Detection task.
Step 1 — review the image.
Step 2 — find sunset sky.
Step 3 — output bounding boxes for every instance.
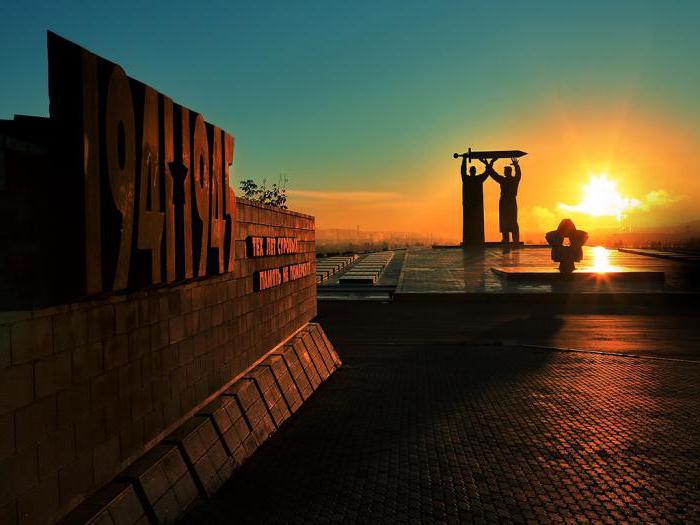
[2,1,700,240]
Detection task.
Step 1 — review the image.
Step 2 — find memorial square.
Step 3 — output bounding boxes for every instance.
[1,3,700,525]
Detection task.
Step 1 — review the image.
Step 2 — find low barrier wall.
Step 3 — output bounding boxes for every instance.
[0,199,316,524]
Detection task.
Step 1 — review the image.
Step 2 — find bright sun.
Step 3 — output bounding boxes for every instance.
[591,246,614,273]
[559,174,640,221]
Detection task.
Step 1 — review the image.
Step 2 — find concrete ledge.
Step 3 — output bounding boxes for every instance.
[619,247,700,264]
[310,322,342,368]
[290,337,323,389]
[60,322,340,525]
[491,267,665,282]
[306,328,337,374]
[300,331,332,380]
[393,291,700,313]
[432,242,526,248]
[117,444,198,523]
[58,482,149,525]
[197,396,256,467]
[262,354,304,413]
[273,344,314,401]
[164,417,234,498]
[339,275,377,284]
[245,365,292,427]
[225,379,277,444]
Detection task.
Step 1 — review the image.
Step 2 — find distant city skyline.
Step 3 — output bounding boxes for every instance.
[2,1,699,240]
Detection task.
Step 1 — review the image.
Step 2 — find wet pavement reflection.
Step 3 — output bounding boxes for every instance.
[397,246,699,295]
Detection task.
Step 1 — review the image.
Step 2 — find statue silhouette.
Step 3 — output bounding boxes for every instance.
[545,219,588,273]
[489,158,521,243]
[461,156,490,246]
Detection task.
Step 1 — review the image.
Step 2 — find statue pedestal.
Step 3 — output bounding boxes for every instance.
[491,267,665,282]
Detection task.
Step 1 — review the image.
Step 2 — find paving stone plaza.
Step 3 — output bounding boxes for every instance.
[185,246,700,523]
[187,337,700,523]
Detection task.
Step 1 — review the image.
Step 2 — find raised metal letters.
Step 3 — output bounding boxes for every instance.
[192,114,210,277]
[45,33,239,298]
[224,134,236,272]
[246,236,300,257]
[137,86,164,284]
[81,50,102,294]
[209,126,225,274]
[105,65,136,291]
[178,107,194,280]
[253,261,312,292]
[162,96,176,282]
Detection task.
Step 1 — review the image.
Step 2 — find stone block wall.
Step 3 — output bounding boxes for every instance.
[59,322,341,525]
[0,199,315,524]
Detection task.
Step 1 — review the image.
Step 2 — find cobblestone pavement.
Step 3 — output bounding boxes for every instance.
[184,343,700,523]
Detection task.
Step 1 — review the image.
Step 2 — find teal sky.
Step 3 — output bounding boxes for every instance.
[2,1,700,233]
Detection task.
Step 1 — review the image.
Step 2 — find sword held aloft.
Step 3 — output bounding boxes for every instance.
[453,147,527,161]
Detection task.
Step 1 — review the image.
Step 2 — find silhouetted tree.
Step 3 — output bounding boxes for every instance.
[239,175,288,209]
[239,179,260,201]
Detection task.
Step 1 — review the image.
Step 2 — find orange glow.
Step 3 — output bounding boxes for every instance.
[289,104,699,242]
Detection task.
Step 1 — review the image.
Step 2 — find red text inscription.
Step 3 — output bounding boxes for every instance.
[246,236,300,257]
[276,237,299,255]
[253,261,312,291]
[256,268,282,291]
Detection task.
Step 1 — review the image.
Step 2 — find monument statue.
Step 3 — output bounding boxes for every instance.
[453,148,527,247]
[545,219,589,273]
[488,158,522,243]
[459,155,490,246]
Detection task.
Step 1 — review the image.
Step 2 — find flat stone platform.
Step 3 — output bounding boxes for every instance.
[619,247,700,264]
[396,246,699,297]
[339,275,376,284]
[432,242,526,248]
[491,266,665,282]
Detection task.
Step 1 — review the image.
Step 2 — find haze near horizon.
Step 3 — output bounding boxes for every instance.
[2,0,699,241]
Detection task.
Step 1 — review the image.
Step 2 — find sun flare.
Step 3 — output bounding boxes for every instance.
[559,174,641,221]
[591,246,613,273]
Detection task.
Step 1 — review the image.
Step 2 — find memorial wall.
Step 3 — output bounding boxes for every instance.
[0,33,335,524]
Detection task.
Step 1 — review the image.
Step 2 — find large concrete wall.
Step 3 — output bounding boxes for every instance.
[0,199,315,524]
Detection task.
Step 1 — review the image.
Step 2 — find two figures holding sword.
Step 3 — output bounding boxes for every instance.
[454,149,526,245]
